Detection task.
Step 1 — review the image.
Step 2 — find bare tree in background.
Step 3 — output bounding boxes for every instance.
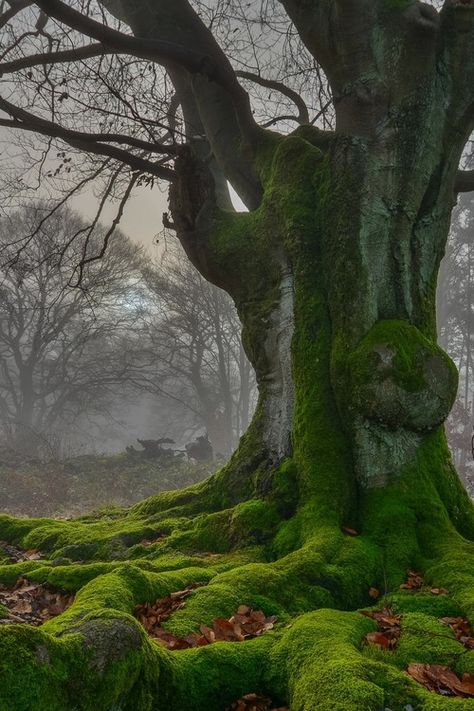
[438,192,474,489]
[144,239,256,457]
[0,203,148,456]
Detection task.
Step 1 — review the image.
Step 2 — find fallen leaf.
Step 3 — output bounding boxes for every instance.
[342,527,359,537]
[400,570,424,591]
[407,663,474,697]
[365,631,393,649]
[440,616,474,649]
[0,577,73,626]
[368,587,380,599]
[361,606,401,650]
[136,594,277,651]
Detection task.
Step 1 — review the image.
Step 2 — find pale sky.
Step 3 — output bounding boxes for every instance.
[72,184,168,254]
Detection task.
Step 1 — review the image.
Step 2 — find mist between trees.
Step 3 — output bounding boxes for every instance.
[0,194,473,512]
[0,203,256,473]
[438,191,474,495]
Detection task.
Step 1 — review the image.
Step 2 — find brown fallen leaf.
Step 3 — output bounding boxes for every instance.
[0,542,44,563]
[342,527,359,537]
[365,631,395,649]
[440,616,474,649]
[134,582,206,636]
[136,594,277,651]
[407,663,474,697]
[368,587,380,599]
[361,606,401,650]
[430,587,449,596]
[400,570,424,591]
[0,577,73,626]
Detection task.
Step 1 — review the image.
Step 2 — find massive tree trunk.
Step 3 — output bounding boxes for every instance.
[168,122,473,544]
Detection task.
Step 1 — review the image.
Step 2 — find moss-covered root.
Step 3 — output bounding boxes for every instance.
[0,619,275,711]
[269,608,474,711]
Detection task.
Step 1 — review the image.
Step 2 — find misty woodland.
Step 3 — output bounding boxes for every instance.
[0,0,474,709]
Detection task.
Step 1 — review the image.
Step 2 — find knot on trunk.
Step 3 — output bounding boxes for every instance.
[344,320,458,433]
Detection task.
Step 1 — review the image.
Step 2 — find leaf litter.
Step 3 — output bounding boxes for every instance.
[400,570,448,596]
[360,570,474,698]
[407,664,474,697]
[439,616,474,649]
[135,587,277,651]
[0,541,43,562]
[360,607,401,649]
[0,576,74,625]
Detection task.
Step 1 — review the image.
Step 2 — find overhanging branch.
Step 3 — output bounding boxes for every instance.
[32,0,248,108]
[236,71,310,125]
[0,95,176,181]
[0,42,109,74]
[0,0,32,31]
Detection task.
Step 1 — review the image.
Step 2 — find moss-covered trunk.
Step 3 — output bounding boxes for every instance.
[172,120,473,550]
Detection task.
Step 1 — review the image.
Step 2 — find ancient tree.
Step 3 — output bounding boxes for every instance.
[0,1,474,709]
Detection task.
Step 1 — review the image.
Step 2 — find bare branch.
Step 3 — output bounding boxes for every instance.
[0,42,109,74]
[0,95,176,181]
[236,70,309,125]
[0,0,32,31]
[32,0,247,104]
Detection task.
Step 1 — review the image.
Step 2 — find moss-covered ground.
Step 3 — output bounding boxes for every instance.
[1,436,474,711]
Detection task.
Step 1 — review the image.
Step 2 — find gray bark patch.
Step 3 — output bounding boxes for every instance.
[262,262,295,461]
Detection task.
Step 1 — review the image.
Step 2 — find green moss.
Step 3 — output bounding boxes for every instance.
[268,609,383,711]
[230,499,280,545]
[344,319,458,432]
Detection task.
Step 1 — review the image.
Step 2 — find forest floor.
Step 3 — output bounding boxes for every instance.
[0,452,213,517]
[2,440,474,709]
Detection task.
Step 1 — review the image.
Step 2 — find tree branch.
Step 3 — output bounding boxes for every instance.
[32,0,246,107]
[0,42,110,75]
[32,0,262,207]
[0,95,176,181]
[236,71,310,125]
[0,0,32,31]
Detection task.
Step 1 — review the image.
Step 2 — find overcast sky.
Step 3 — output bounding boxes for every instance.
[73,184,168,254]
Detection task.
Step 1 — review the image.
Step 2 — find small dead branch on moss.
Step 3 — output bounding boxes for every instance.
[0,577,73,625]
[407,663,474,697]
[226,693,289,711]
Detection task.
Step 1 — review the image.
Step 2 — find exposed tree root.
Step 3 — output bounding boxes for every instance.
[1,467,474,711]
